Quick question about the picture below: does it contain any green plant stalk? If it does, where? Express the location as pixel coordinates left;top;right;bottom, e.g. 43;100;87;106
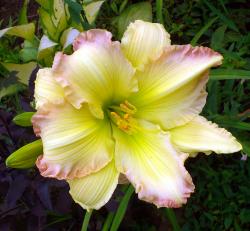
164;208;181;231
102;212;114;231
81;210;93;231
156;0;163;24
110;185;134;231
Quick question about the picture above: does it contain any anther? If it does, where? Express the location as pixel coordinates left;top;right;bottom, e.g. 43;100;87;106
120;100;137;114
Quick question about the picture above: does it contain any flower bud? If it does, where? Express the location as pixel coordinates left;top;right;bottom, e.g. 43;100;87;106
13;112;34;127
6;139;42;169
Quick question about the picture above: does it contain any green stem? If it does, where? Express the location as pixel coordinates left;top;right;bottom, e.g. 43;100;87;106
102;212;115;231
110;185;134;231
156;0;163;24
164;208;181;231
81;210;93;231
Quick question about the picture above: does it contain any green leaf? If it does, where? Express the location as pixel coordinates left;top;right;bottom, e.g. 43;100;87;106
83;0;105;25
39;7;57;40
13;112;35;127
202;0;238;32
65;0;83;25
164;209;181;231
60;27;80;50
211;25;227;50
110;185;134;231
52;0;69;37
20;39;39;62
0;83;24;100
190;17;218;46
35;0;51;10
37;35;58;66
18;0;29;25
238;139;250;156
6;139;43;169
39;0;68;42
210;69;250;80
156;0;163;24
102;212;114;231
116;2;152;39
214;116;250;131
119;0;128;13
239;209;250;224
0;72;25;100
1;62;37;85
0;23;35;41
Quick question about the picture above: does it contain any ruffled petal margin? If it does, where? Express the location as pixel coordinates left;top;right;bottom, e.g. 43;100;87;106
32;102;114;180
52;29;137;119
130;45;222;129
34;68;64;109
170;115;242;156
113;122;194;208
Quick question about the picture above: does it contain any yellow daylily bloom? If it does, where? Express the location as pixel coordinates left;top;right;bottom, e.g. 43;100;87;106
32;20;242;211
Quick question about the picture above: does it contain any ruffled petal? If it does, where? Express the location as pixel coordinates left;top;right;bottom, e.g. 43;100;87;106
121;20;170;69
113;121;194;208
73;29;112;51
68;160;119;211
52;29;136;118
129;45;222;129
32;102;114;179
170;115;242;156
34;68;65;109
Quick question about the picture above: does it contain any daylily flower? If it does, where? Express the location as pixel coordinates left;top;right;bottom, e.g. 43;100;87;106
32;20;242;210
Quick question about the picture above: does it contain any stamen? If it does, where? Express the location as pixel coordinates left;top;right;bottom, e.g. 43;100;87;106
109;101;138;134
120;100;137;114
124;113;130;120
110;112;121;121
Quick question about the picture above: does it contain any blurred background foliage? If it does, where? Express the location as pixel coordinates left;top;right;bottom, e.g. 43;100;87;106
0;0;250;230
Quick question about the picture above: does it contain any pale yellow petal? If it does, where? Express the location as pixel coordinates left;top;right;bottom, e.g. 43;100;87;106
68;160;119;211
131;71;208;129
132;45;222;99
32;102;114;179
121;20;170;69
113;122;194;208
170;115;242;156
53;30;136;118
129;45;222;129
34;68;65;109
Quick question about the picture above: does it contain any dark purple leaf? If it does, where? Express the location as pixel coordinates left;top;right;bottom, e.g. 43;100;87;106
35;181;53;210
28;65;39;99
31;199;46;217
4;174;28;209
0;221;10;231
20;96;35;112
55;188;72;214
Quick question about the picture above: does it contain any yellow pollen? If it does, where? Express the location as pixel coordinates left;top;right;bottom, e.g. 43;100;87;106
124;113;130;120
110;103;138;135
120;100;137;114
